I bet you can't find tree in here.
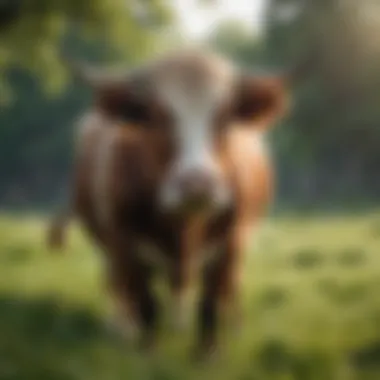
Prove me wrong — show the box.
[263,0,380,204]
[0,0,172,100]
[0,0,173,207]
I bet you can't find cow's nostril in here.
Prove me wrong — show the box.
[177,170,215,200]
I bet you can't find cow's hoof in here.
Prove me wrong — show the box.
[169,302,191,332]
[120,320,141,344]
[170,314,189,333]
[138,333,157,357]
[190,344,220,364]
[105,315,141,347]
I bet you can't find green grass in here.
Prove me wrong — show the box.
[1,213,380,379]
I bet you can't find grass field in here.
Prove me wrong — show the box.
[1,212,380,380]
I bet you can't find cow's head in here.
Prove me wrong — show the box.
[69,50,307,215]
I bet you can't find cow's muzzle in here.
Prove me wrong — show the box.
[160,168,231,213]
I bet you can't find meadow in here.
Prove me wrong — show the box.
[0,212,380,380]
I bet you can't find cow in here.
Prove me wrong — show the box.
[47,49,308,360]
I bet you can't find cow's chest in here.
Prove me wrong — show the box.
[114,197,234,269]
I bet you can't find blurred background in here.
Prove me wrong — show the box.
[2,0,380,211]
[1,1,380,379]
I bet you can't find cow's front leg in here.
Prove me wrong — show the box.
[194,239,243,361]
[168,218,205,332]
[168,265,194,332]
[107,252,159,351]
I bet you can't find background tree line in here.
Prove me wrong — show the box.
[1,0,380,210]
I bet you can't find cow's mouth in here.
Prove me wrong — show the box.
[178,195,212,214]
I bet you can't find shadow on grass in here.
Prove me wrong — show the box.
[0,296,108,344]
[0,295,116,380]
[292,248,324,270]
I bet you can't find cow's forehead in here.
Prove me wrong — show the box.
[150,51,237,111]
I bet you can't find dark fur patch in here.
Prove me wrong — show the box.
[96,86,152,125]
[233,76,287,124]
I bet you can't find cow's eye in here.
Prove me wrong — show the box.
[119,100,151,125]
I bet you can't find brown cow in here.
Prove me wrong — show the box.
[47,49,304,360]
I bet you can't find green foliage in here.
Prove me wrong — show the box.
[0,61,87,206]
[0,0,172,98]
[265,0,380,204]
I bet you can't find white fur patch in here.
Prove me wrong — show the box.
[92,128,117,227]
[75,112,118,228]
[155,66,233,208]
[75,112,103,145]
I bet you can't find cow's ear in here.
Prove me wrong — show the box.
[233,76,289,128]
[96,84,151,125]
[61,57,152,125]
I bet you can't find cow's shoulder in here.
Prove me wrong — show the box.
[226,127,274,216]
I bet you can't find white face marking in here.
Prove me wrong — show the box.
[156,69,232,209]
[165,83,220,174]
